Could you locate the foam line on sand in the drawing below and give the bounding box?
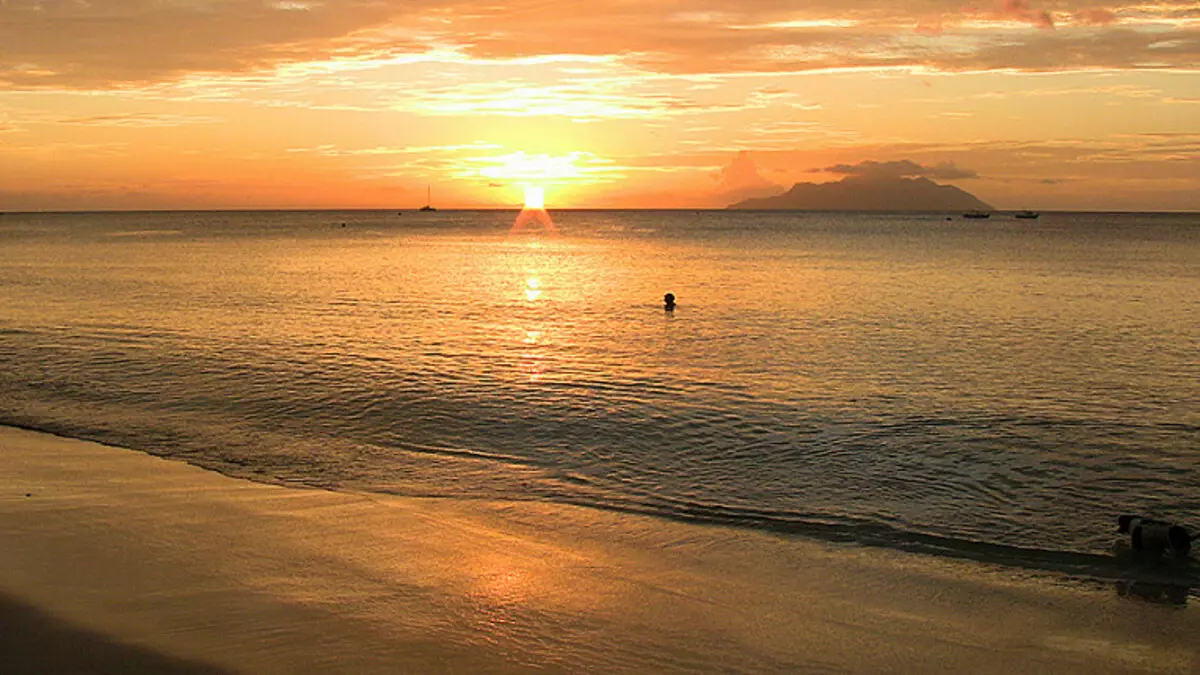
[1,426,1197,673]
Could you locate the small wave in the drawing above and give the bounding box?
[399,440,548,468]
[578,494,1200,589]
[104,229,185,237]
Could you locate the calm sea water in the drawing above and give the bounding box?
[1,209,1197,574]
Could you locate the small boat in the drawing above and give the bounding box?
[419,185,437,212]
[1014,210,1040,219]
[962,210,991,219]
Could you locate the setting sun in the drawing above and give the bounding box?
[524,186,545,210]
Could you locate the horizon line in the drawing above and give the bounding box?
[2,208,1198,216]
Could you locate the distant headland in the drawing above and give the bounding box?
[728,175,993,212]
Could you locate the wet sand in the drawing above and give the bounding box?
[0,592,232,674]
[1,425,1196,674]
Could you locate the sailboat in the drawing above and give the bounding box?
[419,186,437,212]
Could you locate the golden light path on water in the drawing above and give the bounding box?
[510,207,558,236]
[510,194,559,383]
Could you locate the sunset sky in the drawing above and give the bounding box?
[1,0,1197,211]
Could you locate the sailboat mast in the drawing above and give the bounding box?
[418,184,437,211]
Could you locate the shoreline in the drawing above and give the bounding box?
[2,425,1197,673]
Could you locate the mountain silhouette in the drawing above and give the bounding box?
[728,175,992,211]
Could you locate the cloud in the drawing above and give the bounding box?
[936,28,1199,73]
[0,0,414,87]
[711,150,781,202]
[285,142,504,157]
[822,159,979,180]
[994,0,1056,30]
[2,1,1198,89]
[453,151,628,186]
[717,150,778,190]
[1075,9,1118,26]
[437,2,1199,75]
[55,113,218,128]
[915,17,947,35]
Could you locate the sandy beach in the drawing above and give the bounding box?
[1,425,1196,674]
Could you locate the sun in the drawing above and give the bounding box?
[523,186,545,210]
[510,185,558,234]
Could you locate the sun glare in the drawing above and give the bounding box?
[524,186,545,209]
[510,180,558,235]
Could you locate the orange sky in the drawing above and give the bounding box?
[1,0,1197,211]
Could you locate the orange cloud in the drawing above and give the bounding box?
[2,1,1199,90]
[995,0,1056,30]
[0,0,414,87]
[713,150,781,202]
[1075,8,1118,26]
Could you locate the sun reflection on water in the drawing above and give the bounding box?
[506,219,569,384]
[524,273,542,302]
[521,329,544,382]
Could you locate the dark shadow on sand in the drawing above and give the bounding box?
[0,592,232,675]
[1114,579,1190,607]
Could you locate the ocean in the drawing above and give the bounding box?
[1,209,1197,580]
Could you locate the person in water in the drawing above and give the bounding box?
[664,293,676,311]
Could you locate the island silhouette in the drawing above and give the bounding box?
[728,175,993,212]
